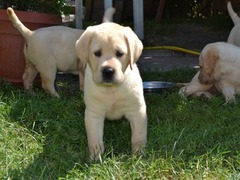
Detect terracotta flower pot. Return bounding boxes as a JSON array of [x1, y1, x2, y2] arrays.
[[0, 9, 62, 85]]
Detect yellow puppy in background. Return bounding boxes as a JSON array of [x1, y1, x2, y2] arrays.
[[76, 22, 147, 159], [7, 7, 84, 97], [179, 42, 240, 104], [7, 7, 115, 97]]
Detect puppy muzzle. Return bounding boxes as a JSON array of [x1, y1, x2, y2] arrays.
[[102, 66, 115, 83]]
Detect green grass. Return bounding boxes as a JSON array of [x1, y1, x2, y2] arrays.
[[1, 69, 240, 179]]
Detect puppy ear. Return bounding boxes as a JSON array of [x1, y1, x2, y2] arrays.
[[204, 47, 219, 75], [124, 27, 143, 69], [75, 27, 94, 69]]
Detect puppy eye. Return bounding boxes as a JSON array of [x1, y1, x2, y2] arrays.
[[116, 51, 123, 58], [94, 50, 102, 57]]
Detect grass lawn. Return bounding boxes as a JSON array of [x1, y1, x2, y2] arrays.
[[0, 68, 240, 179]]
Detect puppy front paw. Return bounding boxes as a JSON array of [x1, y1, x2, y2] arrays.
[[132, 140, 146, 155], [224, 96, 236, 105], [89, 144, 105, 161], [178, 87, 188, 99]]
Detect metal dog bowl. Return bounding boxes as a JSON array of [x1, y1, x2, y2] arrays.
[[143, 81, 175, 93]]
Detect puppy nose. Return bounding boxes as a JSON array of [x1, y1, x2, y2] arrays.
[[102, 66, 115, 82]]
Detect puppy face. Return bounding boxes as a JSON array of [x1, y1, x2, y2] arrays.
[[198, 45, 219, 85], [76, 22, 143, 86], [89, 31, 128, 85]]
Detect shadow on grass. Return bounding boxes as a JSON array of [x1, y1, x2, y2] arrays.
[[10, 97, 88, 178], [0, 76, 89, 179]]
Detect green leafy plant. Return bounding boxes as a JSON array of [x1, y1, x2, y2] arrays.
[[0, 0, 70, 15]]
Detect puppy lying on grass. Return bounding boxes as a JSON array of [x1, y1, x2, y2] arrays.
[[75, 20, 147, 159], [179, 42, 240, 104], [7, 7, 115, 97]]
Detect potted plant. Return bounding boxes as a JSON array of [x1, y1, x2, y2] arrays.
[[0, 0, 68, 84]]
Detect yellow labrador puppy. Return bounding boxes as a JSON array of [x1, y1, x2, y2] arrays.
[[75, 22, 147, 159], [7, 7, 115, 97], [179, 42, 240, 104], [7, 7, 84, 97]]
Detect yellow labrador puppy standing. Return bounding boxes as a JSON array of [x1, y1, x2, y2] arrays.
[[179, 42, 240, 104], [75, 22, 147, 159], [7, 7, 84, 97]]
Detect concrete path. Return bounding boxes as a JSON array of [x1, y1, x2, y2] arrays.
[[137, 49, 199, 72]]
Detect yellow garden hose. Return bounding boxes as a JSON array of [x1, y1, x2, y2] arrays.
[[144, 46, 200, 56]]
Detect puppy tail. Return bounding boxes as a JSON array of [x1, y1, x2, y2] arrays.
[[227, 1, 240, 25], [7, 7, 32, 40], [102, 7, 116, 22]]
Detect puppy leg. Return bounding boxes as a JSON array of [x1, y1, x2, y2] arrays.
[[126, 109, 147, 153], [22, 61, 38, 90], [79, 72, 84, 91], [79, 62, 85, 91], [40, 71, 59, 98], [179, 84, 213, 99], [179, 72, 213, 98], [85, 109, 105, 160], [194, 91, 214, 99], [220, 82, 236, 104]]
